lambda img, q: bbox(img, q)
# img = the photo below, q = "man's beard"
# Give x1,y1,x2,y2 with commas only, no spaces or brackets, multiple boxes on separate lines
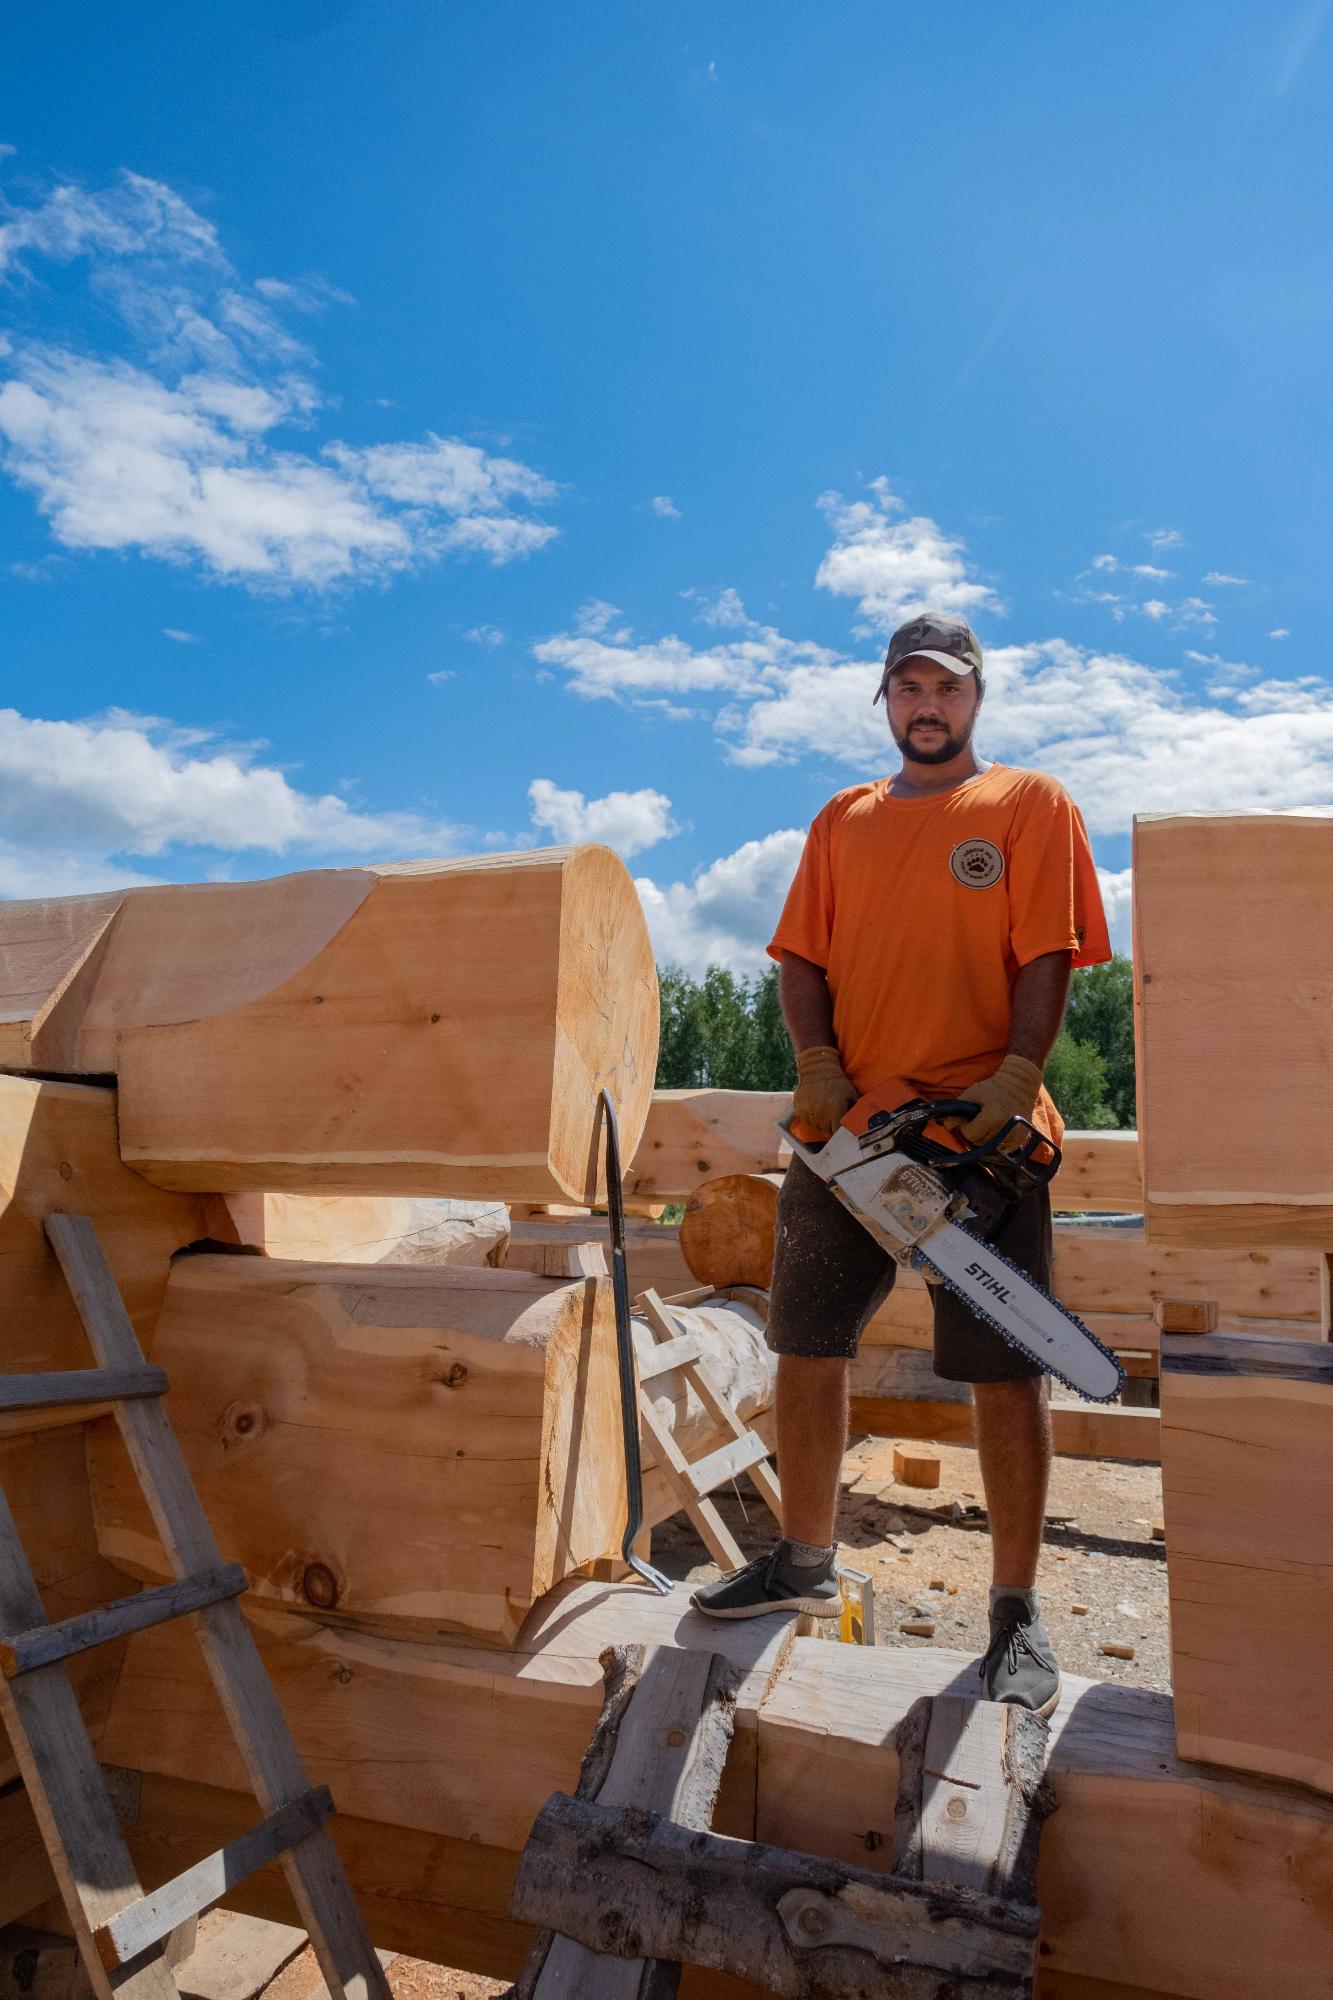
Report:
892,719,973,766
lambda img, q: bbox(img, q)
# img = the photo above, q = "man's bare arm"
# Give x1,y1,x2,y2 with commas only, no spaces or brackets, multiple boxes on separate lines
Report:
779,950,837,1053
1007,949,1074,1068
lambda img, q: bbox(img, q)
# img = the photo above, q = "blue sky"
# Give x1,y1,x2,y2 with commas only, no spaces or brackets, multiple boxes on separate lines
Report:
3,2,1331,969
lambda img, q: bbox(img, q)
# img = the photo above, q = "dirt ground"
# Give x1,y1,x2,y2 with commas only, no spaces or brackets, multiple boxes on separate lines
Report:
265,1940,508,2000
653,1430,1170,1692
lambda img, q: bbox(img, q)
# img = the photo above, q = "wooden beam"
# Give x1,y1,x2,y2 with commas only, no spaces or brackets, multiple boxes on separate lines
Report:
1161,1332,1333,1793
848,1395,1161,1462
0,851,658,1203
87,1253,628,1644
200,1193,510,1269
1135,811,1333,1249
891,1697,1052,1908
626,1091,790,1200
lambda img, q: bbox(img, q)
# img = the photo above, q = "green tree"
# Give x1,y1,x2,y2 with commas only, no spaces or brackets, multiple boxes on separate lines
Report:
1044,1031,1116,1130
1064,955,1135,1127
654,963,796,1089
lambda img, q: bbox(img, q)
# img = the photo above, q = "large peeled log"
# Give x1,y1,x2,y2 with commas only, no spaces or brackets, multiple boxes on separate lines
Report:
0,847,658,1204
635,1289,776,1464
87,1255,628,1643
202,1192,510,1268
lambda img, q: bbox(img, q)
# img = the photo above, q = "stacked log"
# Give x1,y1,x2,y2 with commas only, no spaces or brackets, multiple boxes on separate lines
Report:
0,847,658,1204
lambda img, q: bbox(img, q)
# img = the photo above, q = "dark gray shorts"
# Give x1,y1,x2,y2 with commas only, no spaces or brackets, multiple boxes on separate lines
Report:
766,1156,1050,1383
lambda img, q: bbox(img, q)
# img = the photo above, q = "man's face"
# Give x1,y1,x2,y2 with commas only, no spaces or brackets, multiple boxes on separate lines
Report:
885,657,982,765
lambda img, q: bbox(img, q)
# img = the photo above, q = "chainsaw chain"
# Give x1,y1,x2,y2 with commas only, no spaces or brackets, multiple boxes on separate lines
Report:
914,1229,1127,1406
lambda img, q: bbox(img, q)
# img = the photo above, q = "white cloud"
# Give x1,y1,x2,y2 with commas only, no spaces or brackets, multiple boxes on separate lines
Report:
464,624,506,648
534,611,845,706
162,627,199,644
0,170,560,590
651,494,681,519
637,829,806,976
1270,627,1291,639
1096,867,1134,956
528,778,679,857
1090,554,1173,580
0,706,457,883
1175,596,1217,630
1140,599,1170,621
684,586,752,629
1145,528,1183,551
0,169,222,279
815,478,1002,634
1204,571,1249,586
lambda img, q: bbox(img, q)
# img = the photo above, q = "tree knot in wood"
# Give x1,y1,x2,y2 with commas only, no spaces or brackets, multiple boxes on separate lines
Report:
301,1561,341,1609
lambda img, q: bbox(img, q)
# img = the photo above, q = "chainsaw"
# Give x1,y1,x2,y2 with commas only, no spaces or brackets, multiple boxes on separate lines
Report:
779,1098,1125,1404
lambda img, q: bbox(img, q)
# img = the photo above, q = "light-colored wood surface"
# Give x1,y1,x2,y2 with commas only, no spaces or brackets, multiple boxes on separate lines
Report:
679,1173,779,1291
848,1394,1161,1463
201,1194,510,1269
506,1215,695,1299
0,1076,206,1396
628,1093,1142,1215
0,1425,139,1790
1135,810,1333,1247
1153,1298,1218,1334
0,850,658,1203
760,1635,1333,2000
1161,1332,1333,1792
89,1579,1333,2000
892,1695,1050,1909
627,1091,790,1200
88,1254,627,1644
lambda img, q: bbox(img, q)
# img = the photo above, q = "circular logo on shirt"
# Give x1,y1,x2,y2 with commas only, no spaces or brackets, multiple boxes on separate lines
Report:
950,838,1005,890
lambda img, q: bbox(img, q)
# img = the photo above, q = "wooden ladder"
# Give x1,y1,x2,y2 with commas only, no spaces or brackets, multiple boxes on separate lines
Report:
0,1212,391,2000
635,1286,782,1571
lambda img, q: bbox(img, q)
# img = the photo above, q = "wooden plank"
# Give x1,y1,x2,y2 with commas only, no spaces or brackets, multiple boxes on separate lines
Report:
517,1644,741,1999
627,1091,790,1200
636,1334,705,1381
44,1214,391,2000
1160,1332,1333,1792
1,1564,249,1679
848,1396,1160,1463
0,1367,168,1415
638,1399,745,1570
639,1292,781,1524
96,1789,334,1968
1154,1298,1218,1334
0,1484,177,2000
892,1697,1052,1910
686,1431,770,1499
1135,811,1333,1249
513,1795,1039,1997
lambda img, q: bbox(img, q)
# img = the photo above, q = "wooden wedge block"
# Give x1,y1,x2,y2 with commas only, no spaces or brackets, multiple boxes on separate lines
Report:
1154,1298,1218,1334
892,1442,942,1489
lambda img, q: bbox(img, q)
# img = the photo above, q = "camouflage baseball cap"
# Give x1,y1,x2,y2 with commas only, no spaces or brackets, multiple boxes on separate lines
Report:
873,611,983,705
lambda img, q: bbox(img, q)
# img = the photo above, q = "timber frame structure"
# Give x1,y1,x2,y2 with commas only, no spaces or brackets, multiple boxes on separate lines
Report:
1,819,1331,2000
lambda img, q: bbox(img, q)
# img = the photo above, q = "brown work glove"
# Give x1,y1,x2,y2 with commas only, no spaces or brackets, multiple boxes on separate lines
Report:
949,1054,1043,1148
791,1045,858,1138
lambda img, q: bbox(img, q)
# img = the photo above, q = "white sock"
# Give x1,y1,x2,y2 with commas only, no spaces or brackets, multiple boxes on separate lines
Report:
991,1584,1040,1619
784,1539,834,1569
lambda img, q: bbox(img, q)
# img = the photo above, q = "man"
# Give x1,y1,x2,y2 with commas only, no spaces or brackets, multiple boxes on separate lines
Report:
693,611,1111,1717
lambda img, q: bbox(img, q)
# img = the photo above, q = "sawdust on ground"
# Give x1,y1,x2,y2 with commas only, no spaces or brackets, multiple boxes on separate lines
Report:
653,1430,1171,1691
264,1944,507,2000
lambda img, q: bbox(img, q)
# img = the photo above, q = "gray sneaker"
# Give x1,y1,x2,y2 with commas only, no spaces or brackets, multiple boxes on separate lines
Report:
691,1542,841,1621
982,1596,1061,1716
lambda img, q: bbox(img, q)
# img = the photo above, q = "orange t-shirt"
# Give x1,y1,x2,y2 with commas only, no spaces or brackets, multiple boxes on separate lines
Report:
767,764,1112,1146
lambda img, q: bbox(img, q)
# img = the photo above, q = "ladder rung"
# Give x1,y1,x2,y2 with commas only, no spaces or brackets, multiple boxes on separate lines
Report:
1,1563,249,1679
687,1430,771,1498
0,1365,169,1414
637,1333,704,1382
94,1785,335,1969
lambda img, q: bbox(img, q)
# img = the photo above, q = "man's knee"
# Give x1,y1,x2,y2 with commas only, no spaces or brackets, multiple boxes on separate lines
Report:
778,1353,851,1397
972,1374,1051,1439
